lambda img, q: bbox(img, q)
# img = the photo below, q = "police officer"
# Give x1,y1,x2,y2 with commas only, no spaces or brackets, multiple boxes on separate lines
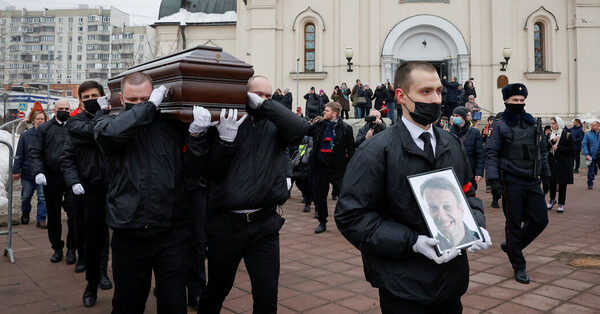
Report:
485,83,551,284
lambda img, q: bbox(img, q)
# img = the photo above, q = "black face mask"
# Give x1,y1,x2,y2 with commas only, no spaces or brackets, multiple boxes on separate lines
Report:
505,102,525,114
403,94,441,126
83,99,101,115
56,110,70,122
124,102,137,111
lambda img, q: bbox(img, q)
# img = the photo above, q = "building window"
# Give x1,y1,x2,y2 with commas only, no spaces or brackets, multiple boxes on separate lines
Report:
304,23,315,72
533,22,545,72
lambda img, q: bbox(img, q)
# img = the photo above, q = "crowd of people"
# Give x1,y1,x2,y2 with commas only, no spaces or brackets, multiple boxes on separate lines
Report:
10,60,600,313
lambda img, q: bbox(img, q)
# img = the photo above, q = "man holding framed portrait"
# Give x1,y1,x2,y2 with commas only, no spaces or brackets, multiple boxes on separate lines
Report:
335,61,492,314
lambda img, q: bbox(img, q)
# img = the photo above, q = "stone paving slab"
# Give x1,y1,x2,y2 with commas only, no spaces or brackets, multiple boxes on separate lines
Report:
1,172,599,313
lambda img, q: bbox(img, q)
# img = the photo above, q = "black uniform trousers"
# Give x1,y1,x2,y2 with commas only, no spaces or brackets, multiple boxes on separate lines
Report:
71,195,86,260
312,164,341,223
501,174,549,270
379,288,462,314
111,227,190,314
186,190,207,301
294,175,312,205
81,186,109,285
43,174,76,251
202,209,284,314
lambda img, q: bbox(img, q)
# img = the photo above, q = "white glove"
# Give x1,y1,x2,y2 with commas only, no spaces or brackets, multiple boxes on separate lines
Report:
35,173,47,185
149,85,168,107
247,92,265,110
412,235,461,264
189,106,218,134
468,227,492,253
72,183,85,195
216,109,247,142
97,95,110,110
286,177,292,191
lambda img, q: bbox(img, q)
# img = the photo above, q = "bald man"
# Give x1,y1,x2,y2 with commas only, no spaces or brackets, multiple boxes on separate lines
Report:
202,76,309,313
30,99,79,264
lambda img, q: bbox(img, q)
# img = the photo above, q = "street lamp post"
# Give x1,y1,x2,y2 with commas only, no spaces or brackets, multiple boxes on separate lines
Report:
345,47,354,72
500,48,512,71
296,57,300,110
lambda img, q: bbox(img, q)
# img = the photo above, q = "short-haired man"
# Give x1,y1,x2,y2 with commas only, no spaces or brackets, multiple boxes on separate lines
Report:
94,72,243,313
485,83,551,284
335,61,491,313
201,76,308,313
61,80,113,307
30,99,78,264
355,108,386,147
583,121,600,189
307,102,355,233
421,176,480,251
570,118,584,173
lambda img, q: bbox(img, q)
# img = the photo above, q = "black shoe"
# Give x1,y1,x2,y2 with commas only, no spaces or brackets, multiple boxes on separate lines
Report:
332,195,338,201
66,249,77,265
514,269,530,284
574,169,579,173
491,199,500,208
153,287,157,297
99,272,113,290
301,196,306,203
500,242,508,253
188,295,200,309
74,261,86,273
36,221,48,229
314,223,327,234
21,213,30,225
82,283,98,307
303,204,310,212
50,250,63,263
588,186,593,190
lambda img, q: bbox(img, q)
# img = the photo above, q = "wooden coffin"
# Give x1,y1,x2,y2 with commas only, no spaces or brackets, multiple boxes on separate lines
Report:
107,45,254,122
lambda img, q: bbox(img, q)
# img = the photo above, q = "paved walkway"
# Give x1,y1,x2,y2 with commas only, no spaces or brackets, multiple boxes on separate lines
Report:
1,172,599,313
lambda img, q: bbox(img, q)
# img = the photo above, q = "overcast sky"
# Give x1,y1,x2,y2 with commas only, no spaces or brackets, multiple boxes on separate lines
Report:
2,0,163,25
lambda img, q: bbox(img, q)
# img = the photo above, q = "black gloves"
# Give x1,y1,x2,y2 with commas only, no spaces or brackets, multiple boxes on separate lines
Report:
490,180,503,199
542,177,551,194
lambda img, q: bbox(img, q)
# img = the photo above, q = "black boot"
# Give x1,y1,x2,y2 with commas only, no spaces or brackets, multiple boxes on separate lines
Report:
303,204,310,212
82,283,98,307
514,269,530,284
99,271,113,290
314,222,327,234
74,260,86,273
20,212,30,225
66,249,77,264
491,199,500,208
50,249,63,263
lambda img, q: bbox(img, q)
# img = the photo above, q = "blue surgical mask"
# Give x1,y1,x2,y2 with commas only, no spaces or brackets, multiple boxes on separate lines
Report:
452,117,463,126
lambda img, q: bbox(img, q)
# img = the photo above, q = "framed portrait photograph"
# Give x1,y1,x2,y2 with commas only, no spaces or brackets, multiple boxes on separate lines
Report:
407,167,483,256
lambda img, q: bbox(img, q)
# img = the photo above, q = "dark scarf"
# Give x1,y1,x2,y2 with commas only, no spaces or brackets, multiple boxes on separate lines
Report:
451,123,469,139
320,120,337,153
501,109,535,127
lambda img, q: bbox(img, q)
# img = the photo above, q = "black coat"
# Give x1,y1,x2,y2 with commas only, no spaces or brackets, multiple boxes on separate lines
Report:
442,79,460,102
282,92,293,110
13,127,37,180
334,121,485,305
61,111,107,188
547,129,574,185
307,118,355,178
94,102,196,229
355,121,387,147
569,125,584,153
450,125,485,177
304,93,321,119
207,99,309,212
30,117,68,179
362,88,373,109
372,87,386,110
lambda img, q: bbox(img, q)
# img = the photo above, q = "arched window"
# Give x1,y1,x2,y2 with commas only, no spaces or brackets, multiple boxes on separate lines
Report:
534,22,545,72
304,23,315,72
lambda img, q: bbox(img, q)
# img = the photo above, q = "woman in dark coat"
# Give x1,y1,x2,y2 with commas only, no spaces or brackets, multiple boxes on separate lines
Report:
546,116,573,213
362,84,373,118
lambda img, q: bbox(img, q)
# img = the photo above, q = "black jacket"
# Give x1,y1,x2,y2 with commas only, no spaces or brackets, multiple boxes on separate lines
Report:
13,127,37,180
547,129,574,185
442,79,460,102
207,99,309,212
362,88,373,109
30,117,68,179
94,102,198,229
372,87,386,110
450,125,485,177
356,121,387,147
335,121,485,305
61,111,107,188
282,92,293,110
304,93,321,119
307,118,355,177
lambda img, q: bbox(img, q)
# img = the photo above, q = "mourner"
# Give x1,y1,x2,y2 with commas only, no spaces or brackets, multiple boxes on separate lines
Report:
30,99,78,264
485,83,551,284
335,61,490,313
61,81,112,307
201,76,308,313
306,102,355,234
546,116,574,213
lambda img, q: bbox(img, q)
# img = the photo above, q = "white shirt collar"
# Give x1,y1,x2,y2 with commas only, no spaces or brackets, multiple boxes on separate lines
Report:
402,116,437,154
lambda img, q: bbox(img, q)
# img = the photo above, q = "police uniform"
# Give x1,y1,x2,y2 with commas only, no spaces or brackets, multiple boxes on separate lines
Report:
485,83,550,284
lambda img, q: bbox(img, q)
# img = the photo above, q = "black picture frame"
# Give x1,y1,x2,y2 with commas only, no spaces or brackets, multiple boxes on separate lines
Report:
407,167,484,256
